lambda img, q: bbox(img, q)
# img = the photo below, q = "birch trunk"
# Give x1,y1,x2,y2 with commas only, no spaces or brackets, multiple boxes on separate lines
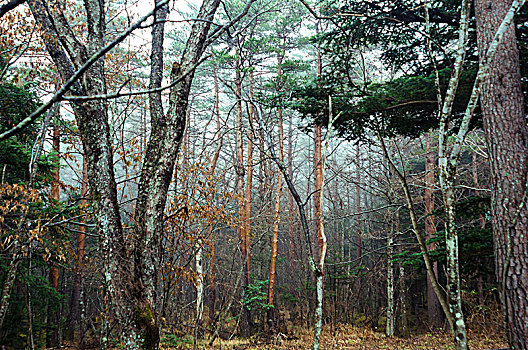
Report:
386,222,395,337
355,145,362,262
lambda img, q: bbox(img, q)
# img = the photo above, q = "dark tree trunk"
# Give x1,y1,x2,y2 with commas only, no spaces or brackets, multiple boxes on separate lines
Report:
474,0,528,348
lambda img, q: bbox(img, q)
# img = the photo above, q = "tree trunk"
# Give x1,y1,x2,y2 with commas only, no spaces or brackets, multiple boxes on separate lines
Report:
245,71,254,303
355,144,362,262
133,0,221,346
47,124,60,348
208,65,222,325
386,217,395,337
424,134,443,330
471,152,486,306
268,56,284,330
377,134,455,332
29,0,222,347
234,55,251,337
70,158,87,343
475,0,528,347
29,0,146,346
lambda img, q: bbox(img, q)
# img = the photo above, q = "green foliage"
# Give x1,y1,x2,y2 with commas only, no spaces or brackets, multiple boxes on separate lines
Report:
395,196,493,275
242,279,272,311
0,82,51,184
160,334,193,347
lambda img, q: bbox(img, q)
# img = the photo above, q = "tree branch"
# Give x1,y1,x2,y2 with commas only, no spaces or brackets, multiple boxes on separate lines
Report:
0,0,171,142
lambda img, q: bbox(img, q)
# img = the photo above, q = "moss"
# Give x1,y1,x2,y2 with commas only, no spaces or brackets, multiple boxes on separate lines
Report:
136,304,159,350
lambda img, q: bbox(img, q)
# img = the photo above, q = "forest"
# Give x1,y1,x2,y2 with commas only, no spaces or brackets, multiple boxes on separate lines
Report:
0,0,527,349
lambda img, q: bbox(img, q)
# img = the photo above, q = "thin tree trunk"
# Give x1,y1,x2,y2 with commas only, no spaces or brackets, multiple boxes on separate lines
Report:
70,158,87,343
0,240,21,329
208,65,221,325
471,152,485,305
355,144,362,262
234,56,251,337
377,134,454,330
424,134,443,330
268,56,283,330
245,71,254,299
386,216,395,337
47,124,60,348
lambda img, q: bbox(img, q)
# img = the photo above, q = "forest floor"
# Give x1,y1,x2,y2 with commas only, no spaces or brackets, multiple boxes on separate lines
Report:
160,324,508,349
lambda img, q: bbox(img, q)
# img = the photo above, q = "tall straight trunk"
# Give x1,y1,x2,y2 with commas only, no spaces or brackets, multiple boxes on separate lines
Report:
355,144,362,261
234,57,250,337
311,27,328,350
475,0,528,346
312,125,323,348
194,240,204,341
424,134,442,330
268,57,283,329
287,110,297,280
314,126,323,263
471,152,485,305
437,165,468,350
208,65,221,324
47,124,60,348
70,158,87,341
245,71,254,292
386,216,395,337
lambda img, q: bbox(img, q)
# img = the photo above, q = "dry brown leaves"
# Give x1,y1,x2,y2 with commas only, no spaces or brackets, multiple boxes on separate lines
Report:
173,324,508,350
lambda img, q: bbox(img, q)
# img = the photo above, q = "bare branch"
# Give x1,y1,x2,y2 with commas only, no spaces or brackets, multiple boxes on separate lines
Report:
0,0,26,18
0,0,170,142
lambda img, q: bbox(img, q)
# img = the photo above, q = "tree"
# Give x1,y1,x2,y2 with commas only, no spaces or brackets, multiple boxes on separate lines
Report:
474,0,528,347
23,0,227,346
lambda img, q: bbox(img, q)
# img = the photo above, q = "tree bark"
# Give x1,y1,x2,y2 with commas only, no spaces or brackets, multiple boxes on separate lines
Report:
234,54,251,337
475,0,528,347
377,133,455,332
47,124,60,348
30,0,221,347
355,144,362,262
268,56,284,330
386,216,395,337
70,158,87,343
245,71,254,305
424,134,443,330
208,65,222,325
133,0,220,346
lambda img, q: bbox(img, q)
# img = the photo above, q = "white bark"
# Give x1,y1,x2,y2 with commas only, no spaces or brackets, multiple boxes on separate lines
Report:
386,232,395,337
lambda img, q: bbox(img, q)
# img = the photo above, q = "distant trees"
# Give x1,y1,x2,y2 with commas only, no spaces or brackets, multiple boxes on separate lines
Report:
0,0,527,348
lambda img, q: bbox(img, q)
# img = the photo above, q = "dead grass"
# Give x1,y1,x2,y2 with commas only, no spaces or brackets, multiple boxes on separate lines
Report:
164,324,508,350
